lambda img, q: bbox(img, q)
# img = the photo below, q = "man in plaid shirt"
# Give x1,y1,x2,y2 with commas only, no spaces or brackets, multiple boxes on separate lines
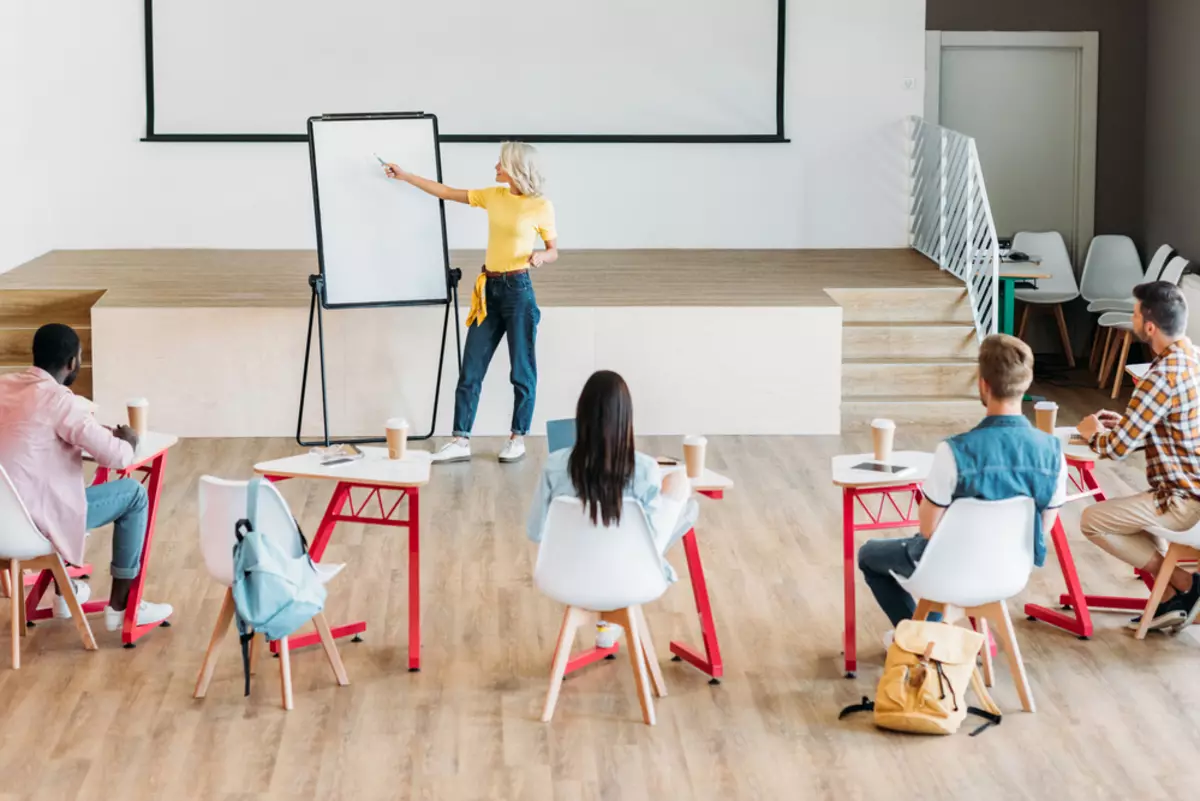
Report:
1078,281,1200,631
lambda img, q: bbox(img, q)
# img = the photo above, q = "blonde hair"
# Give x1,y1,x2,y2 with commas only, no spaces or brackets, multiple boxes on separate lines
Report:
978,333,1034,400
499,142,544,197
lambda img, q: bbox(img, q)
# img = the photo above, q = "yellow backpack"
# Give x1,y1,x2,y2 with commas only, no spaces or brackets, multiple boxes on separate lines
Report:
840,619,1001,736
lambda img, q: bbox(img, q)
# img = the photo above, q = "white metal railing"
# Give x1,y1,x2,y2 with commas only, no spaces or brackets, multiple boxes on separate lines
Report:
908,115,999,341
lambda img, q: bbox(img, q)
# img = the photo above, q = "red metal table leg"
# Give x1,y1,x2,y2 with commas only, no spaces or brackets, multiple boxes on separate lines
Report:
119,453,172,646
669,528,724,683
1023,517,1094,638
408,487,420,671
842,488,857,678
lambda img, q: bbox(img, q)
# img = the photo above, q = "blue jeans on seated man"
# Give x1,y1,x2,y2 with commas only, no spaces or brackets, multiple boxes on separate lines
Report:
85,478,148,579
452,271,540,437
858,535,942,627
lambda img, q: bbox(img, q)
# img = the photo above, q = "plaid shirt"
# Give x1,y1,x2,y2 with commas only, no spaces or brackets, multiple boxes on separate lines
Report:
1091,338,1200,510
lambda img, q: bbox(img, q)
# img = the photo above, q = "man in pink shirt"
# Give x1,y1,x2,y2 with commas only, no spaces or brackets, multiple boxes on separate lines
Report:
0,324,171,631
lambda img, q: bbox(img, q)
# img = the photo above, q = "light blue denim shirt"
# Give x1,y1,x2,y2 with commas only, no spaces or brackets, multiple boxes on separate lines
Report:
527,448,678,582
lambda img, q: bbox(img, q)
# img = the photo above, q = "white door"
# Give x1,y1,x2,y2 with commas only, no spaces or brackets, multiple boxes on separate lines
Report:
927,32,1098,265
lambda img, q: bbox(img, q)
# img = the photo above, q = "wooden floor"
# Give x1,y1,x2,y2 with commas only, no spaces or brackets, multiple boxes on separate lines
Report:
2,249,957,309
3,381,1187,801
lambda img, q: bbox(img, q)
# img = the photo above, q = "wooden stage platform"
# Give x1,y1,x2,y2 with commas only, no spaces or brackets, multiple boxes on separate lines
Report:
0,249,964,438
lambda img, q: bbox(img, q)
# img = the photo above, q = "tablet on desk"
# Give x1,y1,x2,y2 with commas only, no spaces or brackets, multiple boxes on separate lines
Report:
852,462,913,476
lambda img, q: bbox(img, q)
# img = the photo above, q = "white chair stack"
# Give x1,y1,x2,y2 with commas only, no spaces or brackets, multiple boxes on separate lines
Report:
194,476,349,710
895,497,1037,712
535,496,670,725
1134,520,1200,641
1097,256,1190,398
1013,231,1080,368
1080,235,1151,372
0,464,96,668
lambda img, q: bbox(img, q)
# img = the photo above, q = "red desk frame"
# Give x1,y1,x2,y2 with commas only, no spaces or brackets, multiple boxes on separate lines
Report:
1024,458,1152,638
24,450,172,647
264,478,421,671
565,488,727,685
840,482,924,678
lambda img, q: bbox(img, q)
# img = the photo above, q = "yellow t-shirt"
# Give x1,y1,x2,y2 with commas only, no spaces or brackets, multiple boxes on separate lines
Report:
467,186,557,273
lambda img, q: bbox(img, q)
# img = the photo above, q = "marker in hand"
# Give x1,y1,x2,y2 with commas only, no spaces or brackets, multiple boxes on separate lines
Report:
374,153,387,167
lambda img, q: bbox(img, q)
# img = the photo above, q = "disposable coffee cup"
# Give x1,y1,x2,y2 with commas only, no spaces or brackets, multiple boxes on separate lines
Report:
126,398,149,437
871,418,896,463
1034,401,1058,434
386,417,409,460
683,435,707,479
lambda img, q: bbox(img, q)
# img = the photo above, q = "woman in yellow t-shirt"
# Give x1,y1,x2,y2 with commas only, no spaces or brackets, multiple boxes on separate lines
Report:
384,142,558,464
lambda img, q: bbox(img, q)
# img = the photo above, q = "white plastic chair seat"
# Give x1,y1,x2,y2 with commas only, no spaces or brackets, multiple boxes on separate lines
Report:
1147,520,1200,550
894,497,1037,609
1014,289,1079,304
1097,312,1133,330
1080,235,1144,304
1087,299,1135,314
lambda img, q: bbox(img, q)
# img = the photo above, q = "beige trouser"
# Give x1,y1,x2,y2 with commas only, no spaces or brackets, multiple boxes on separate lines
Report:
1079,492,1200,569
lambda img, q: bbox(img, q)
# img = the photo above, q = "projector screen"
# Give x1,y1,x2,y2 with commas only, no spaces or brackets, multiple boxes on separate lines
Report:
309,114,449,308
145,0,785,142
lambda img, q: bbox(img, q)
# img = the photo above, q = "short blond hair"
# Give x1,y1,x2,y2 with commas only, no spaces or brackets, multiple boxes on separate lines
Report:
978,333,1034,400
499,142,544,197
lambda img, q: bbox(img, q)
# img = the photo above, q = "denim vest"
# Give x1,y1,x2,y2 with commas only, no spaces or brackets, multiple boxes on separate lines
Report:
944,415,1062,567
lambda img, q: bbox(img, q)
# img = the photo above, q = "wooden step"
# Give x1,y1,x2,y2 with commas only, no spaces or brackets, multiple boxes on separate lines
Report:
842,396,984,427
842,359,977,398
843,323,978,360
825,287,973,324
0,290,103,328
0,327,92,364
0,365,93,399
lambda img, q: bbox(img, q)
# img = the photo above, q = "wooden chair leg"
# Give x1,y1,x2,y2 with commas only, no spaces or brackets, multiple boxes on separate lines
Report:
1111,331,1133,400
1089,325,1103,372
541,606,588,723
1097,328,1115,387
1053,304,1075,368
632,606,666,699
278,635,294,711
16,566,26,637
0,566,11,600
913,599,933,621
9,561,19,670
45,557,94,652
312,612,350,687
1135,545,1183,641
1016,305,1032,340
193,587,237,699
975,617,994,687
983,601,1035,713
248,633,259,676
612,607,655,725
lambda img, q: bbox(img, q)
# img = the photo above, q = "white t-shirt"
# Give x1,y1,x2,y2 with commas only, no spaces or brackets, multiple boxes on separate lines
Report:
921,442,1068,510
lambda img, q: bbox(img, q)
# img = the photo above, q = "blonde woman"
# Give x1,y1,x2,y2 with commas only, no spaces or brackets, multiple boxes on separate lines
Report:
384,142,558,463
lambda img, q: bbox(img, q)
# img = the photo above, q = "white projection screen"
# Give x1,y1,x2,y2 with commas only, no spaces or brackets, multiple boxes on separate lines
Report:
309,114,449,307
147,0,784,140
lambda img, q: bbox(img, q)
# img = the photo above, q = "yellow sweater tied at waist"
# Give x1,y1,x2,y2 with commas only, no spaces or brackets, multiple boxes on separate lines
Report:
466,270,489,327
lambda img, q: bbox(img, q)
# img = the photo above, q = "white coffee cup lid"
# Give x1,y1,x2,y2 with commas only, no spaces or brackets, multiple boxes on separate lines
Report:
683,434,707,446
386,417,408,429
126,397,148,407
870,418,896,429
1034,401,1058,410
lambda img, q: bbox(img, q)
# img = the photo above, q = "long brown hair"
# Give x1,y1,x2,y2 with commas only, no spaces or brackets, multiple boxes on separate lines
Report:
568,370,636,527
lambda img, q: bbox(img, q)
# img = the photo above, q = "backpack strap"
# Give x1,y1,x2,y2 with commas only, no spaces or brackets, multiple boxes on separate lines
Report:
838,697,875,719
966,667,1002,736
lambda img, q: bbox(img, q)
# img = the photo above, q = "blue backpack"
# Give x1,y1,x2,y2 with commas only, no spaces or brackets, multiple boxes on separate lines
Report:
231,477,327,696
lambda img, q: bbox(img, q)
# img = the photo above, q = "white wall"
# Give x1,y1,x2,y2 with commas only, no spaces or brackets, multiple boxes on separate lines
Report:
4,0,925,270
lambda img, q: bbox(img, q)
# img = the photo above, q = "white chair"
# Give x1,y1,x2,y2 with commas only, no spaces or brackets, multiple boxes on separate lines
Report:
1134,520,1200,640
1087,243,1175,317
536,496,670,725
193,476,349,710
0,464,96,668
1013,231,1081,367
1081,236,1151,371
1097,256,1191,398
894,497,1037,712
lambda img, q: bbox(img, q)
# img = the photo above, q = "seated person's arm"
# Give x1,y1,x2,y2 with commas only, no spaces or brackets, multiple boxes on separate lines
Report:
53,399,135,469
526,467,553,544
1085,378,1168,460
917,442,956,539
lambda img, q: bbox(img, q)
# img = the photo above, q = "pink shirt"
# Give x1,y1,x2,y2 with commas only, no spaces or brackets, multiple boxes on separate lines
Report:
0,368,134,565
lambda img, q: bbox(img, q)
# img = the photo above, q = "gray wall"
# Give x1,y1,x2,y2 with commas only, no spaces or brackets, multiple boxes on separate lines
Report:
1145,0,1200,262
927,0,1148,247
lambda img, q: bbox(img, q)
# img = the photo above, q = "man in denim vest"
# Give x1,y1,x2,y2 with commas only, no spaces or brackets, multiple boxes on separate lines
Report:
858,334,1067,635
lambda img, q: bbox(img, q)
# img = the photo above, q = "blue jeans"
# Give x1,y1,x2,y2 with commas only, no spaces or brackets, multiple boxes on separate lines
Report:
85,478,148,580
857,535,941,627
453,271,540,436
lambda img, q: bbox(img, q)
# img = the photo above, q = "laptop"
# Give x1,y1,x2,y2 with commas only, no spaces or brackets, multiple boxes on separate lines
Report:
546,418,576,454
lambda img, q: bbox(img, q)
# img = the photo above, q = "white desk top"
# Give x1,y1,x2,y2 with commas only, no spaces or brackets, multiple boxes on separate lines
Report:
659,461,734,493
255,447,432,487
85,431,179,469
831,451,935,488
1054,426,1097,464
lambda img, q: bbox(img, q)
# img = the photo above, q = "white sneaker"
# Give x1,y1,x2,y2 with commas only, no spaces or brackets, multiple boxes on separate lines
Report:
53,579,92,619
105,600,173,632
498,437,526,463
431,438,471,464
596,621,623,649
